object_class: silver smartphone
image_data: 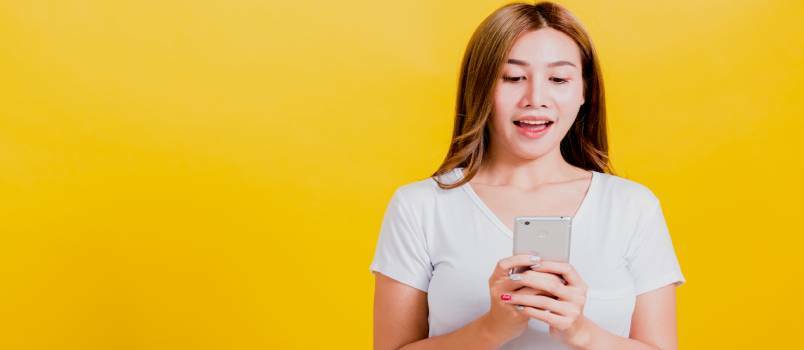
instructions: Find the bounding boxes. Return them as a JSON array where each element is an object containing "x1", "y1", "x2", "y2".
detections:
[{"x1": 511, "y1": 216, "x2": 572, "y2": 274}]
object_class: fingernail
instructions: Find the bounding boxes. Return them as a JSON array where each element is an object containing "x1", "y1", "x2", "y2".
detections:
[
  {"x1": 516, "y1": 305, "x2": 524, "y2": 310},
  {"x1": 501, "y1": 294, "x2": 512, "y2": 301},
  {"x1": 530, "y1": 255, "x2": 541, "y2": 263},
  {"x1": 509, "y1": 274, "x2": 523, "y2": 281}
]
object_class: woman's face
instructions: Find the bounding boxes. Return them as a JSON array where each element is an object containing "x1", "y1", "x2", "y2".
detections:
[{"x1": 490, "y1": 27, "x2": 585, "y2": 161}]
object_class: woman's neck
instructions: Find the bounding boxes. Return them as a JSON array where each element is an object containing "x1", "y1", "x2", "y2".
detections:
[{"x1": 473, "y1": 148, "x2": 586, "y2": 189}]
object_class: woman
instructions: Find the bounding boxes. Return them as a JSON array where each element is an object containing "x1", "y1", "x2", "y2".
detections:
[{"x1": 370, "y1": 2, "x2": 685, "y2": 349}]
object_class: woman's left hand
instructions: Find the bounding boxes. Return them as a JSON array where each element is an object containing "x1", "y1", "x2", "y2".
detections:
[{"x1": 504, "y1": 260, "x2": 592, "y2": 347}]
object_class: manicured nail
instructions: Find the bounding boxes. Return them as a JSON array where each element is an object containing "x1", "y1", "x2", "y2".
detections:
[
  {"x1": 501, "y1": 294, "x2": 512, "y2": 301},
  {"x1": 515, "y1": 305, "x2": 524, "y2": 310},
  {"x1": 530, "y1": 255, "x2": 541, "y2": 263},
  {"x1": 509, "y1": 274, "x2": 523, "y2": 281}
]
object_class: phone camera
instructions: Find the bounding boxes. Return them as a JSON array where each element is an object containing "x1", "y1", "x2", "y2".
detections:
[{"x1": 524, "y1": 221, "x2": 530, "y2": 225}]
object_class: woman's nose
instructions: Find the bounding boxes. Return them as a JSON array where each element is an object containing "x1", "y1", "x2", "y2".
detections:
[{"x1": 522, "y1": 79, "x2": 548, "y2": 108}]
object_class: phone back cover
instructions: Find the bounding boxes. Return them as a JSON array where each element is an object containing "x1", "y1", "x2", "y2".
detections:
[{"x1": 513, "y1": 217, "x2": 571, "y2": 262}]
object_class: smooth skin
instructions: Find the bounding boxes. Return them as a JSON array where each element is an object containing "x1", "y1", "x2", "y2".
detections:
[{"x1": 374, "y1": 28, "x2": 679, "y2": 350}]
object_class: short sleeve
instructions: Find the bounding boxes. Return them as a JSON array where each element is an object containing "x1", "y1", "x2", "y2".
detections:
[
  {"x1": 369, "y1": 189, "x2": 433, "y2": 292},
  {"x1": 625, "y1": 199, "x2": 686, "y2": 295}
]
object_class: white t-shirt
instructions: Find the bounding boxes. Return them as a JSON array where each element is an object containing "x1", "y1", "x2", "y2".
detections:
[{"x1": 369, "y1": 167, "x2": 686, "y2": 349}]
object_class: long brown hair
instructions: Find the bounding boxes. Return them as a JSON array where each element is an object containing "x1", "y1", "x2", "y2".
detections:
[{"x1": 431, "y1": 1, "x2": 615, "y2": 189}]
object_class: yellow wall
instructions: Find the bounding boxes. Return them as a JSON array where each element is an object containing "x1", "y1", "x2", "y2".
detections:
[{"x1": 1, "y1": 0, "x2": 801, "y2": 348}]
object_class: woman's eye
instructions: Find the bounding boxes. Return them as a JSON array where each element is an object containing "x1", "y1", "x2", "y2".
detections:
[
  {"x1": 502, "y1": 76, "x2": 525, "y2": 82},
  {"x1": 502, "y1": 76, "x2": 568, "y2": 84}
]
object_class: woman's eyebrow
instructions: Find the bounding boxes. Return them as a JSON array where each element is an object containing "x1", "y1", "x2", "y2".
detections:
[{"x1": 506, "y1": 58, "x2": 577, "y2": 68}]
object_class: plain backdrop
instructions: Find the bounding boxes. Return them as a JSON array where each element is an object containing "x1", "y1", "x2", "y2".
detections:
[{"x1": 1, "y1": 0, "x2": 802, "y2": 348}]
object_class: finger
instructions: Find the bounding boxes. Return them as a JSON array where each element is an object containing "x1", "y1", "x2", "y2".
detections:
[
  {"x1": 500, "y1": 271, "x2": 563, "y2": 295},
  {"x1": 532, "y1": 265, "x2": 567, "y2": 285},
  {"x1": 493, "y1": 254, "x2": 543, "y2": 278},
  {"x1": 518, "y1": 271, "x2": 586, "y2": 304},
  {"x1": 515, "y1": 305, "x2": 564, "y2": 327},
  {"x1": 530, "y1": 261, "x2": 587, "y2": 289},
  {"x1": 504, "y1": 293, "x2": 579, "y2": 318},
  {"x1": 516, "y1": 286, "x2": 558, "y2": 299},
  {"x1": 521, "y1": 285, "x2": 586, "y2": 304},
  {"x1": 508, "y1": 272, "x2": 577, "y2": 301}
]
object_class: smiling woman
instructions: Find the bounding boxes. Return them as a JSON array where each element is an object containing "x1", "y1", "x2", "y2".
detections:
[
  {"x1": 370, "y1": 2, "x2": 685, "y2": 350},
  {"x1": 493, "y1": 28, "x2": 587, "y2": 152}
]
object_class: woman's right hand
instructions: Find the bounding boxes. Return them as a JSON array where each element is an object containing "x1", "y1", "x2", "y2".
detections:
[{"x1": 483, "y1": 254, "x2": 565, "y2": 345}]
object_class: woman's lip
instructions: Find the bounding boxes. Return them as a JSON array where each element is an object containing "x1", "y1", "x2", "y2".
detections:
[
  {"x1": 513, "y1": 120, "x2": 553, "y2": 127},
  {"x1": 514, "y1": 116, "x2": 553, "y2": 123},
  {"x1": 514, "y1": 121, "x2": 553, "y2": 139}
]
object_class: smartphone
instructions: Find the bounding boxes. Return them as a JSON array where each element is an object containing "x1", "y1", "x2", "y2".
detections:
[{"x1": 510, "y1": 216, "x2": 572, "y2": 275}]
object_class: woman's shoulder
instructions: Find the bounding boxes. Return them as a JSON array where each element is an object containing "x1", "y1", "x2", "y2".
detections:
[
  {"x1": 595, "y1": 171, "x2": 661, "y2": 208},
  {"x1": 390, "y1": 168, "x2": 463, "y2": 204}
]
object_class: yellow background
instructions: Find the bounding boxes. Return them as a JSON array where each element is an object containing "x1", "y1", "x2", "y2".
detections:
[{"x1": 1, "y1": 0, "x2": 802, "y2": 348}]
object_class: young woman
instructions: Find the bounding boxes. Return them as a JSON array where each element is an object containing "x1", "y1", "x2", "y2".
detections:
[{"x1": 370, "y1": 2, "x2": 685, "y2": 349}]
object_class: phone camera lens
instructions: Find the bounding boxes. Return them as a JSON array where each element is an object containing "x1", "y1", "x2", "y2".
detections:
[{"x1": 524, "y1": 221, "x2": 530, "y2": 225}]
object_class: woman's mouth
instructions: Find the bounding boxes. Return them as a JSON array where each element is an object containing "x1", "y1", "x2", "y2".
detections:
[{"x1": 513, "y1": 120, "x2": 553, "y2": 138}]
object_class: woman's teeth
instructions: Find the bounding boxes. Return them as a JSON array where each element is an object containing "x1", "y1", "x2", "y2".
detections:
[{"x1": 514, "y1": 120, "x2": 553, "y2": 129}]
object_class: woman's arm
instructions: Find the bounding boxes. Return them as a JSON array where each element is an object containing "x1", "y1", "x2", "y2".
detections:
[
  {"x1": 628, "y1": 284, "x2": 678, "y2": 349},
  {"x1": 373, "y1": 272, "x2": 503, "y2": 350},
  {"x1": 571, "y1": 284, "x2": 678, "y2": 350}
]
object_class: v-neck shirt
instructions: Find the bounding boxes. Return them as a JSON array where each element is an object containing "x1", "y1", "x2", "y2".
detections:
[
  {"x1": 461, "y1": 167, "x2": 597, "y2": 238},
  {"x1": 369, "y1": 167, "x2": 686, "y2": 349}
]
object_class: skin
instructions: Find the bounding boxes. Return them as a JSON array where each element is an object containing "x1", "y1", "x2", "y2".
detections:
[{"x1": 374, "y1": 28, "x2": 679, "y2": 350}]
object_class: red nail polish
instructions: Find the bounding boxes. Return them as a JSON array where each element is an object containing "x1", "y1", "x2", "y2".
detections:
[{"x1": 501, "y1": 294, "x2": 512, "y2": 301}]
